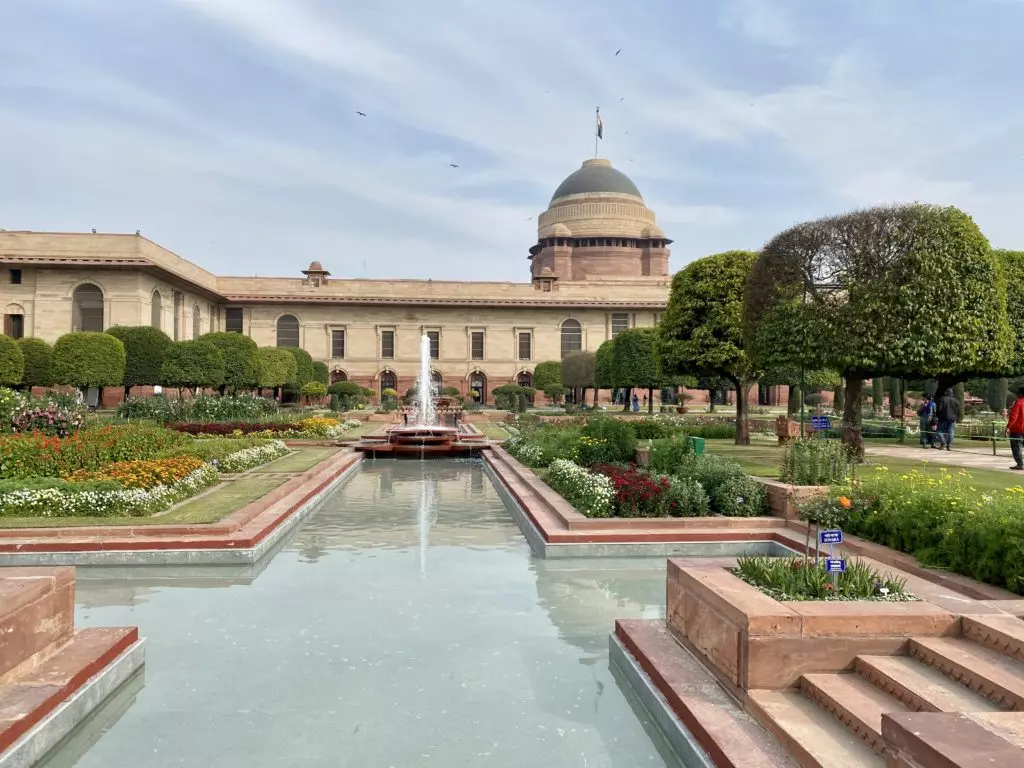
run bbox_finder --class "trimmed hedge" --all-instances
[17,338,53,388]
[312,361,329,385]
[0,335,25,386]
[285,347,314,387]
[257,346,297,390]
[53,332,125,389]
[162,340,225,392]
[107,325,172,393]
[199,332,260,393]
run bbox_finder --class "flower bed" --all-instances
[167,417,360,439]
[214,441,289,473]
[546,459,614,518]
[65,456,206,489]
[734,555,913,602]
[117,393,280,423]
[0,464,219,517]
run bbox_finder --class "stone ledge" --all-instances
[883,711,1024,767]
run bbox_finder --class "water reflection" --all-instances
[51,460,680,768]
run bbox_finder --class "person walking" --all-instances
[934,388,960,451]
[1006,386,1024,470]
[631,392,640,413]
[917,394,936,448]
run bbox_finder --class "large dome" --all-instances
[550,158,642,203]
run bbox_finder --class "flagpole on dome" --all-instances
[594,106,603,158]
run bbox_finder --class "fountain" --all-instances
[352,334,488,457]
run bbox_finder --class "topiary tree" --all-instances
[328,380,365,411]
[659,250,760,443]
[284,347,314,388]
[561,350,596,406]
[533,361,562,403]
[17,337,53,389]
[162,340,225,394]
[996,250,1024,376]
[0,334,25,386]
[312,361,329,385]
[107,325,172,396]
[53,332,126,395]
[987,377,1009,415]
[613,328,662,414]
[746,204,1012,456]
[871,378,885,413]
[301,381,328,399]
[595,340,616,404]
[888,376,904,418]
[257,347,297,400]
[198,332,259,394]
[833,381,845,413]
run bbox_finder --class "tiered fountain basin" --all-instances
[354,424,488,458]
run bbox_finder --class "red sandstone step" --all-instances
[800,673,908,754]
[855,654,1003,713]
[0,626,138,753]
[746,689,883,768]
[909,637,1024,711]
[963,614,1024,664]
[972,711,1024,750]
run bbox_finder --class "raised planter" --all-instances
[751,478,828,519]
[666,559,959,692]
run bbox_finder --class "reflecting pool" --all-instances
[41,460,682,767]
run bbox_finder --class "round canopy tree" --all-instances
[612,328,662,414]
[0,334,25,387]
[595,339,616,397]
[312,361,329,385]
[17,337,53,389]
[257,347,297,399]
[561,350,596,406]
[162,340,225,395]
[198,332,259,394]
[996,250,1024,375]
[746,204,1012,456]
[107,325,172,396]
[53,332,126,393]
[659,250,760,443]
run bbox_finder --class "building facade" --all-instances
[0,158,679,404]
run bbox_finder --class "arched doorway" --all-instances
[72,283,104,332]
[379,370,397,399]
[517,371,534,405]
[469,371,487,405]
[331,370,348,384]
[431,370,443,396]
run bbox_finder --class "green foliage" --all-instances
[595,340,616,390]
[0,335,25,386]
[711,475,766,517]
[833,382,845,412]
[735,556,909,601]
[995,250,1024,374]
[117,393,278,423]
[257,347,297,389]
[632,419,676,440]
[156,435,273,462]
[161,340,225,392]
[561,351,596,388]
[780,440,852,485]
[327,380,366,411]
[311,361,329,385]
[987,378,1009,413]
[579,415,637,465]
[492,384,535,411]
[284,347,314,387]
[198,332,260,393]
[612,328,661,390]
[661,476,710,517]
[441,386,461,397]
[301,382,328,398]
[17,338,53,388]
[53,332,126,389]
[106,325,172,390]
[871,378,884,409]
[533,361,562,393]
[649,435,695,474]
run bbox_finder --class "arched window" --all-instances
[330,370,348,384]
[560,319,582,358]
[192,304,201,338]
[380,371,397,397]
[276,314,300,347]
[72,283,104,332]
[151,290,162,330]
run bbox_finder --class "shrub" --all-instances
[735,556,910,601]
[117,393,279,423]
[17,338,53,388]
[11,398,85,437]
[632,419,676,440]
[594,463,670,517]
[649,435,694,475]
[53,332,126,390]
[284,347,314,388]
[301,382,328,398]
[0,388,24,432]
[199,332,260,393]
[106,325,171,394]
[312,361,329,385]
[533,361,562,393]
[156,436,270,462]
[0,335,24,386]
[168,421,295,436]
[780,440,852,485]
[545,459,614,518]
[162,340,225,393]
[661,476,711,517]
[712,475,766,517]
[257,347,296,393]
[675,453,745,501]
[579,416,637,466]
[67,455,206,489]
[328,381,365,410]
[493,384,535,411]
[216,441,289,472]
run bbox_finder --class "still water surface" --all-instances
[41,459,681,767]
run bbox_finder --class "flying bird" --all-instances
[614,49,621,56]
[448,163,459,168]
[356,111,367,117]
[619,97,624,101]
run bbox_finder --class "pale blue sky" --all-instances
[2,0,1022,280]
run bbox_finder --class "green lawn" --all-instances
[254,447,338,473]
[474,422,509,440]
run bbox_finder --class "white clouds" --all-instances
[721,0,798,47]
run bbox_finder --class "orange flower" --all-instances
[838,496,852,509]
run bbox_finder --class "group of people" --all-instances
[918,386,1024,471]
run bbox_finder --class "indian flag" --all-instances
[596,108,603,139]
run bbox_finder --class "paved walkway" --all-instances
[867,442,1022,473]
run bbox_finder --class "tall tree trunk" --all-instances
[888,377,902,418]
[708,391,716,413]
[872,378,884,413]
[787,385,801,416]
[593,387,599,408]
[842,376,865,460]
[834,380,845,413]
[648,387,654,414]
[733,377,752,446]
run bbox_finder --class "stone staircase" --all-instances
[746,614,1024,767]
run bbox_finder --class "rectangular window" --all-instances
[380,330,395,359]
[427,331,440,360]
[3,314,24,339]
[225,307,243,333]
[9,269,22,285]
[470,331,484,360]
[331,329,346,358]
[518,332,532,361]
[611,312,630,337]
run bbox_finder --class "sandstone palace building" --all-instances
[0,158,673,404]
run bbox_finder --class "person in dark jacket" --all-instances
[917,394,936,448]
[1005,386,1024,470]
[934,388,960,451]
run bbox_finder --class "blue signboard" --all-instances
[819,530,843,545]
[811,415,832,431]
[825,558,846,574]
